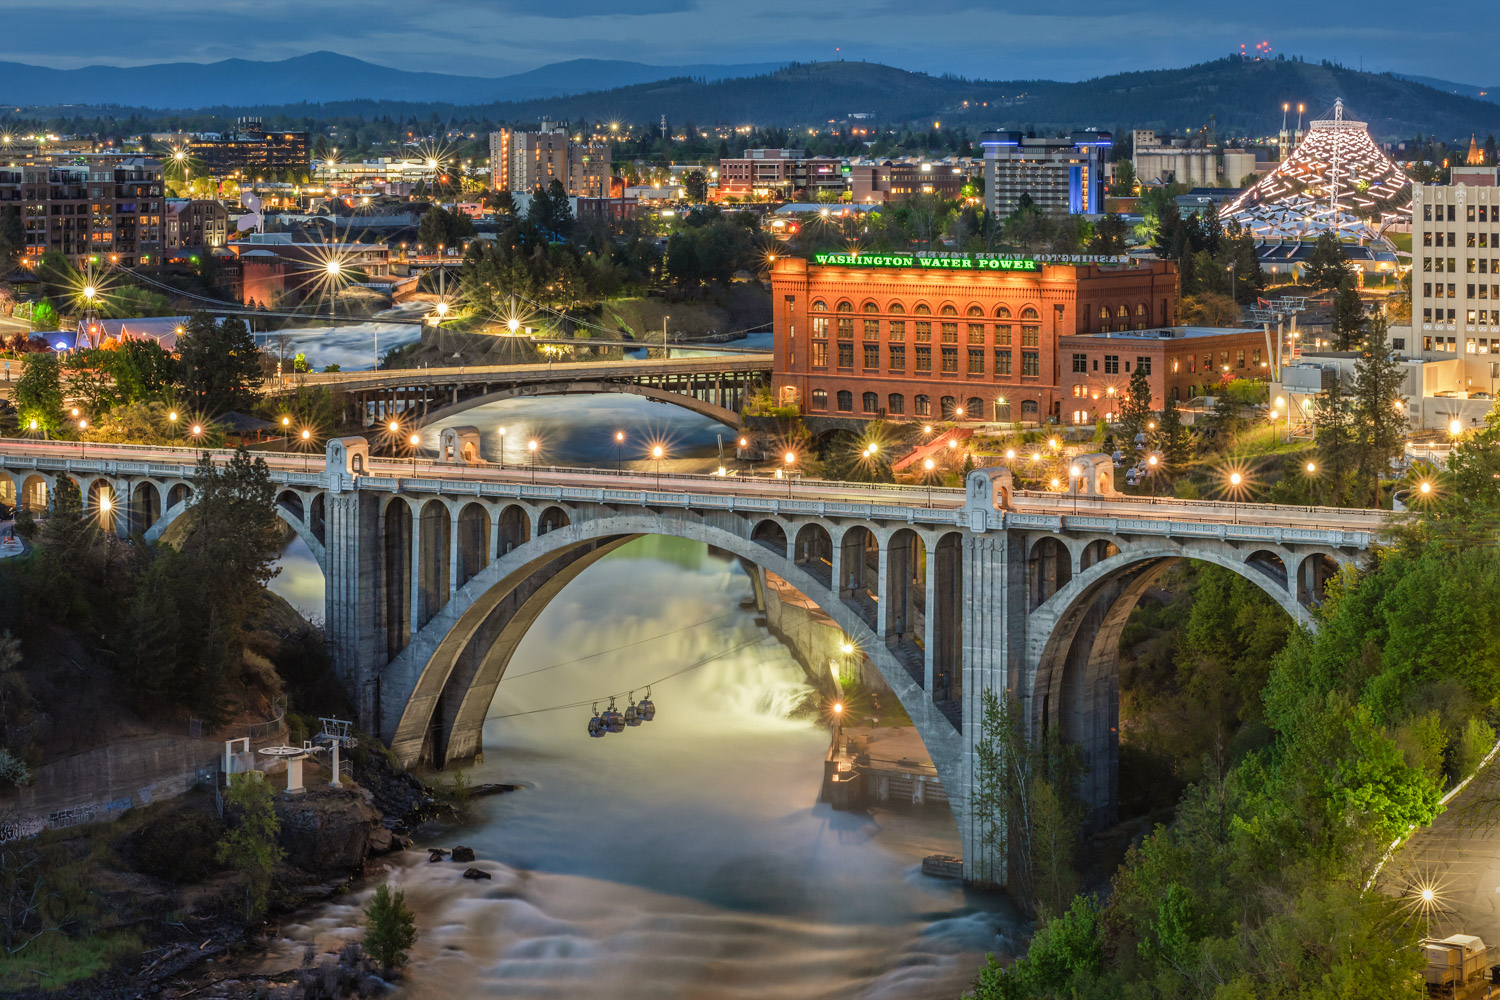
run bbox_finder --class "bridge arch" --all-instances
[793,523,833,588]
[132,481,162,534]
[145,483,326,570]
[496,503,530,557]
[415,380,743,431]
[750,518,787,558]
[378,512,966,832]
[1025,538,1347,823]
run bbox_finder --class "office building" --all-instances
[769,253,1177,424]
[0,155,164,267]
[1410,167,1500,395]
[717,149,846,201]
[979,131,1111,217]
[488,123,611,198]
[848,159,974,204]
[1056,326,1270,425]
[185,118,310,175]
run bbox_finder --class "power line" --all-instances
[499,612,736,681]
[485,634,776,721]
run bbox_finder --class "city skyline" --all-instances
[10,0,1499,87]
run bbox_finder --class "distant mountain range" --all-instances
[0,52,786,108]
[4,54,1499,142]
[1394,74,1498,105]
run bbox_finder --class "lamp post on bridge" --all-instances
[616,430,625,472]
[528,439,539,483]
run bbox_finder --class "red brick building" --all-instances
[1056,326,1271,425]
[769,254,1180,423]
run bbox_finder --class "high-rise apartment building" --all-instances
[980,131,1111,217]
[1411,166,1500,392]
[185,118,309,175]
[488,122,611,198]
[0,155,164,267]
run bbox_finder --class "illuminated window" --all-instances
[914,303,931,315]
[914,394,931,416]
[811,389,828,410]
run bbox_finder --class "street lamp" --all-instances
[528,439,539,483]
[1228,471,1243,524]
[1069,464,1082,514]
[301,428,313,471]
[923,457,936,506]
[831,699,844,753]
[1449,418,1463,438]
[615,430,625,472]
[784,450,796,497]
[1147,453,1159,496]
[408,432,420,475]
[652,443,665,489]
[497,426,506,470]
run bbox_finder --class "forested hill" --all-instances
[109,57,1500,142]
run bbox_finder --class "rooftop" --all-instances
[1066,326,1261,341]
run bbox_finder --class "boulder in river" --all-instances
[462,867,492,880]
[451,845,476,863]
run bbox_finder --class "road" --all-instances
[1379,752,1500,945]
[0,437,1392,534]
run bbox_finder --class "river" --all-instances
[263,387,1020,997]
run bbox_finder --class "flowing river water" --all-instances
[263,392,1021,999]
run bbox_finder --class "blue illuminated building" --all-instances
[980,130,1111,217]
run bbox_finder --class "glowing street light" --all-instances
[1449,418,1463,437]
[651,443,665,489]
[1228,471,1244,523]
[615,430,625,471]
[783,450,797,497]
[528,438,539,483]
[408,432,420,474]
[923,456,936,506]
[497,426,507,470]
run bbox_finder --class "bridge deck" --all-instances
[0,439,1391,540]
[266,354,771,393]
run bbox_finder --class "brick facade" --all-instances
[769,256,1179,423]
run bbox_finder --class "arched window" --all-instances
[862,391,879,413]
[1136,302,1148,316]
[836,301,853,312]
[1021,399,1039,416]
[1021,307,1039,320]
[888,302,905,314]
[862,301,879,313]
[968,305,984,317]
[940,304,958,316]
[812,300,828,311]
[914,303,932,315]
[811,389,828,410]
[966,396,984,419]
[1118,305,1130,318]
[1099,305,1111,320]
[940,396,959,419]
[836,390,854,412]
[888,393,906,415]
[914,394,932,417]
[995,305,1012,319]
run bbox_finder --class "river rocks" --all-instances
[462,867,491,880]
[451,845,476,863]
[368,826,394,854]
[273,789,383,872]
[428,848,449,862]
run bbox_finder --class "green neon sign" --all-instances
[813,252,1039,272]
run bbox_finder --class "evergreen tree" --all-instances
[1330,277,1367,350]
[364,884,418,972]
[1159,395,1193,471]
[1118,365,1154,444]
[1313,380,1356,506]
[1303,231,1352,290]
[1348,317,1407,507]
[177,315,263,414]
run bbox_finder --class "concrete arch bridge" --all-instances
[0,438,1386,886]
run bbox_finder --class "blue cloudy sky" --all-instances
[13,0,1499,84]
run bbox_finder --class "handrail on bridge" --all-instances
[0,434,1386,536]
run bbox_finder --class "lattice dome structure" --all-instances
[1224,100,1410,246]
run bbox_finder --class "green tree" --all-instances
[1330,276,1367,350]
[363,883,418,972]
[1347,320,1406,507]
[216,773,284,924]
[416,204,476,251]
[1108,159,1136,196]
[1158,395,1193,471]
[1118,365,1154,444]
[683,169,708,203]
[0,207,25,271]
[1443,399,1500,525]
[13,353,62,433]
[27,300,56,333]
[1313,379,1356,506]
[1303,231,1352,290]
[1087,213,1130,254]
[177,314,263,414]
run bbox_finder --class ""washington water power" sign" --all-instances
[811,252,1130,271]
